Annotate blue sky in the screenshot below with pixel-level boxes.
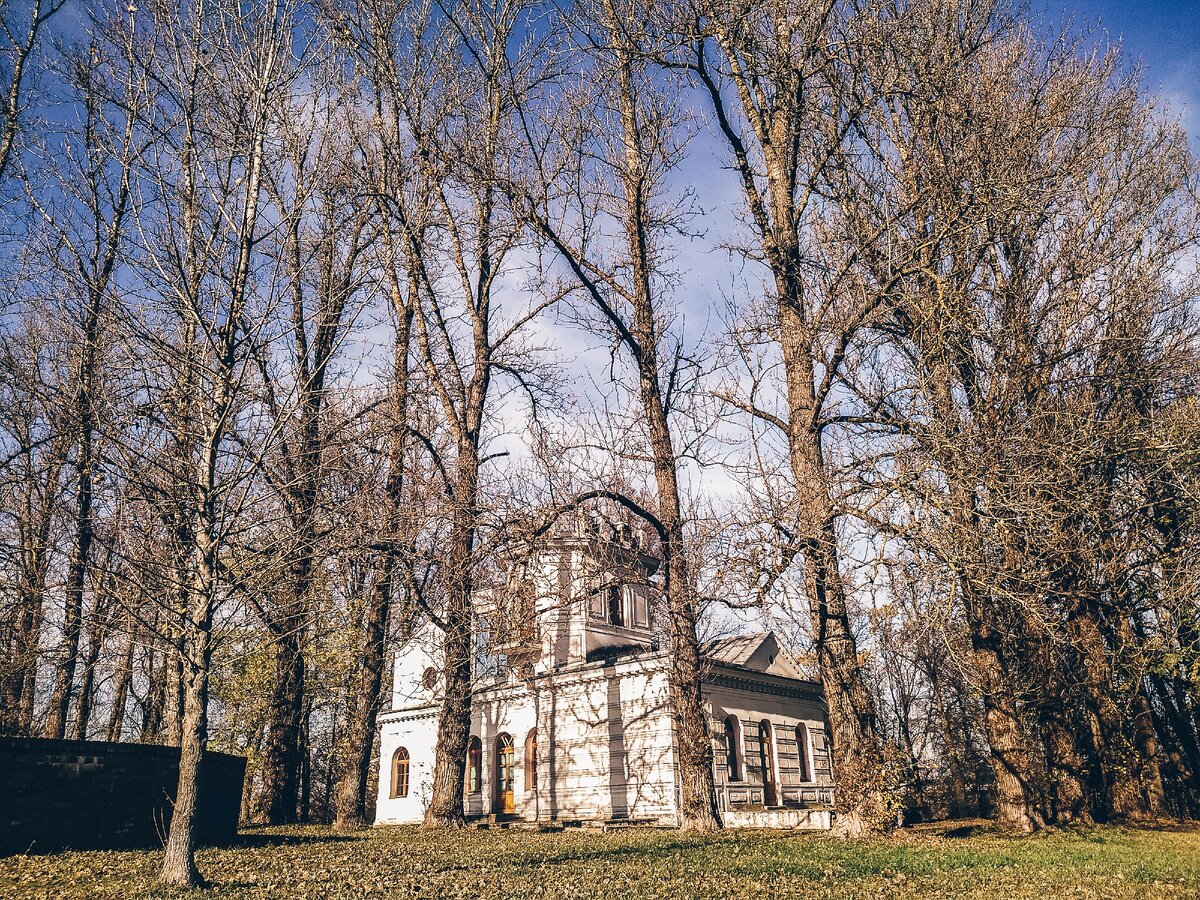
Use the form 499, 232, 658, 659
1040, 0, 1200, 137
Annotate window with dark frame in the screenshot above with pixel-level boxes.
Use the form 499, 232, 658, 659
607, 584, 623, 627
467, 736, 482, 793
723, 717, 742, 781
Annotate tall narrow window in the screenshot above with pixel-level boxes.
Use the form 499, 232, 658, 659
588, 584, 606, 620
630, 585, 649, 629
759, 720, 778, 806
723, 717, 742, 782
607, 584, 624, 627
524, 729, 538, 792
496, 733, 515, 814
390, 747, 410, 799
795, 723, 811, 782
467, 736, 482, 793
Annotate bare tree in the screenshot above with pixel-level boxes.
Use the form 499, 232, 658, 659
333, 156, 418, 828
683, 0, 899, 833
23, 13, 144, 741
342, 0, 554, 827
0, 0, 65, 189
515, 0, 721, 830
840, 13, 1199, 827
252, 56, 374, 826
119, 0, 300, 882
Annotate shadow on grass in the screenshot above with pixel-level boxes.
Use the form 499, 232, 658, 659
230, 832, 365, 849
940, 824, 988, 839
512, 838, 712, 869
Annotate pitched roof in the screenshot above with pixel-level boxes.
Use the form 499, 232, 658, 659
701, 631, 774, 667
701, 630, 804, 680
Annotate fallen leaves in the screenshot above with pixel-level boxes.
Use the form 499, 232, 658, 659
0, 820, 1198, 899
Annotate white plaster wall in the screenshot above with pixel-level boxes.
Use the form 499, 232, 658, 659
375, 709, 440, 825
391, 627, 442, 710
535, 657, 677, 823
465, 681, 538, 819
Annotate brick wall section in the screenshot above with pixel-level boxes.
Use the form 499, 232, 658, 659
0, 738, 246, 855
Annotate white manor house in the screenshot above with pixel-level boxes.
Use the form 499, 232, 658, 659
374, 515, 836, 829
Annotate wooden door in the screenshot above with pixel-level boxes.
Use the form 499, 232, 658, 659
496, 734, 515, 814
758, 720, 778, 807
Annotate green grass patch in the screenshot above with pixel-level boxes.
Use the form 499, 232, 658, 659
1, 820, 1198, 899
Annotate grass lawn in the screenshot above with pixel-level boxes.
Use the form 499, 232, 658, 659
1, 820, 1198, 899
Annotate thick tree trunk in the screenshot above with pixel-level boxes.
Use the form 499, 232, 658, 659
422, 619, 472, 828
335, 234, 411, 830
159, 501, 218, 887
257, 620, 305, 823
662, 536, 720, 831
638, 358, 720, 831
1129, 683, 1167, 816
335, 562, 392, 829
1036, 686, 1093, 824
423, 487, 477, 828
957, 566, 1045, 833
606, 35, 720, 830
778, 299, 891, 835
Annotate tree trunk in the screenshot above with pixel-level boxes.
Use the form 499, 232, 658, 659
106, 620, 137, 742
1035, 684, 1093, 824
45, 308, 101, 740
335, 224, 411, 830
1, 587, 42, 735
423, 482, 477, 828
607, 33, 719, 831
335, 561, 393, 829
159, 501, 218, 887
71, 605, 108, 741
256, 620, 305, 823
158, 638, 211, 887
779, 299, 891, 835
968, 623, 1045, 831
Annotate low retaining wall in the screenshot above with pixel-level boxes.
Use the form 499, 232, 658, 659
0, 737, 246, 855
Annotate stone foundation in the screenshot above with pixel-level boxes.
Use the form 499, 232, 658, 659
722, 806, 833, 829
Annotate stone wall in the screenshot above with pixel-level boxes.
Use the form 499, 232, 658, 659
0, 738, 245, 855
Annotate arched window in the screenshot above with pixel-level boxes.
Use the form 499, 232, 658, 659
723, 717, 742, 782
758, 720, 778, 806
390, 747, 410, 799
496, 733, 516, 814
524, 729, 538, 792
467, 736, 482, 793
795, 723, 811, 782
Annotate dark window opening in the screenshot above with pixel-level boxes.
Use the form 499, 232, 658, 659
723, 717, 742, 782
607, 584, 623, 627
